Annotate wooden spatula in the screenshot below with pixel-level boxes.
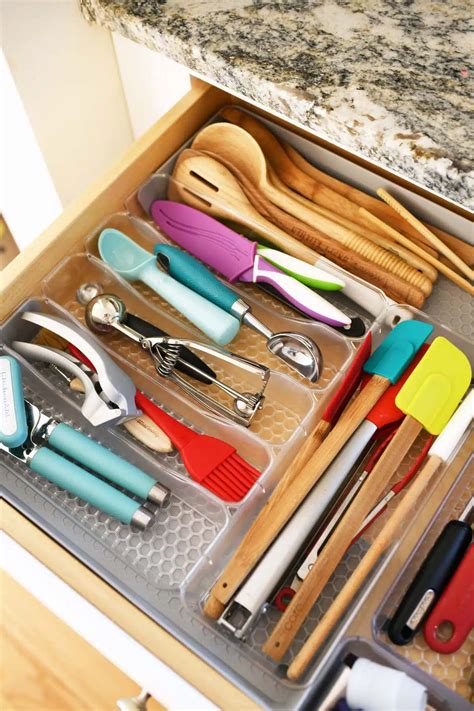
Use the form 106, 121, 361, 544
263, 337, 472, 660
205, 320, 433, 611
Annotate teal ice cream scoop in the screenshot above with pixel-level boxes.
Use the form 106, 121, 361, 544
98, 229, 240, 346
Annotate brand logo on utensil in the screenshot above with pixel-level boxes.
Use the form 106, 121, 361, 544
0, 359, 16, 435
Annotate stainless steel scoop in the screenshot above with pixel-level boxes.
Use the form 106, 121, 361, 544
85, 294, 270, 427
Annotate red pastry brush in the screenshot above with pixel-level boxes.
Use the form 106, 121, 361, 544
68, 343, 261, 502
135, 391, 260, 501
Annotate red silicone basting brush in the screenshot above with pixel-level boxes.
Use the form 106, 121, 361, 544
135, 391, 260, 502
68, 343, 261, 502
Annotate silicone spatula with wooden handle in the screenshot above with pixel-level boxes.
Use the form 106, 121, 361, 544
205, 319, 433, 612
263, 336, 472, 660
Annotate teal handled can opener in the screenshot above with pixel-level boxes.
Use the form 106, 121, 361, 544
0, 355, 169, 527
13, 311, 140, 426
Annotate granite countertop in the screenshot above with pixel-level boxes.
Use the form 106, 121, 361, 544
81, 0, 473, 211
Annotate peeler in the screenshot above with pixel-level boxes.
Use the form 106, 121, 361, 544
84, 294, 270, 427
0, 355, 170, 527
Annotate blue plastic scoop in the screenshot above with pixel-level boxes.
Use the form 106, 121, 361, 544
98, 229, 240, 346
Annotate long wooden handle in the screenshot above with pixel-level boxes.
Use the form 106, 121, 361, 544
283, 142, 474, 269
361, 209, 474, 296
263, 415, 423, 661
269, 168, 437, 282
239, 183, 426, 307
267, 169, 435, 292
377, 189, 474, 281
209, 375, 389, 608
287, 454, 443, 680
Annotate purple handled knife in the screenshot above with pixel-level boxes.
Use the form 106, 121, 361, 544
150, 200, 353, 329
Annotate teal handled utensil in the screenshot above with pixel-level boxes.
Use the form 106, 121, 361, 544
98, 229, 240, 346
0, 355, 169, 527
152, 244, 323, 382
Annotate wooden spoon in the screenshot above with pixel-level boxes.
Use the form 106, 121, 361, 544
172, 149, 426, 308
193, 123, 431, 294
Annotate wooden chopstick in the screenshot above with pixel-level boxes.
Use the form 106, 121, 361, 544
377, 189, 474, 281
361, 208, 474, 295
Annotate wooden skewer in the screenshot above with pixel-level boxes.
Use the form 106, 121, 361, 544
287, 429, 473, 680
263, 415, 424, 661
361, 208, 474, 296
377, 189, 474, 281
268, 167, 437, 287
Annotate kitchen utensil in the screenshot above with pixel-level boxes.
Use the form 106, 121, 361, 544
97, 228, 240, 346
377, 189, 474, 281
388, 497, 473, 645
423, 542, 474, 654
346, 658, 428, 711
206, 334, 372, 622
151, 200, 351, 329
354, 433, 434, 540
170, 149, 316, 262
50, 347, 173, 454
151, 243, 323, 382
255, 246, 345, 290
205, 320, 433, 611
193, 123, 430, 294
268, 166, 436, 288
135, 391, 260, 502
85, 294, 269, 427
265, 337, 471, 661
217, 353, 420, 638
283, 141, 473, 269
76, 281, 216, 384
16, 311, 140, 425
172, 150, 424, 309
0, 355, 168, 527
361, 209, 474, 296
288, 390, 473, 679
284, 347, 429, 597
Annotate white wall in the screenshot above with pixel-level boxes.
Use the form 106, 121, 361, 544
112, 33, 191, 140
2, 0, 134, 208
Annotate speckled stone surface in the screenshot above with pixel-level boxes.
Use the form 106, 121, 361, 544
80, 0, 473, 210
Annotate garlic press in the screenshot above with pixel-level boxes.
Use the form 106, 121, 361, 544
13, 311, 140, 426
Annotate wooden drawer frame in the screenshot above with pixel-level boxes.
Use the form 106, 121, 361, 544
1, 80, 470, 708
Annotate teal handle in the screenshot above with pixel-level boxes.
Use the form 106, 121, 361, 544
0, 355, 28, 448
140, 261, 240, 346
29, 447, 141, 524
48, 423, 156, 500
154, 244, 239, 313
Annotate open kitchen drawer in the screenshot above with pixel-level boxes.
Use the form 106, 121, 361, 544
1, 81, 472, 709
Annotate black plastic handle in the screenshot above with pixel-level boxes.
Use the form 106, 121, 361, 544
388, 520, 472, 645
124, 313, 215, 385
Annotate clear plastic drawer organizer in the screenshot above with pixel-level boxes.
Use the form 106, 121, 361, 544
1, 106, 472, 709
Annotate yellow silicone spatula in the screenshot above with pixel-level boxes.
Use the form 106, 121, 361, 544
264, 337, 472, 661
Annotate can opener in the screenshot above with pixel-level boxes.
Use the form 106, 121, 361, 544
0, 355, 170, 526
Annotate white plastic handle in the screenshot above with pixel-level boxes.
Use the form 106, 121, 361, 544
429, 389, 473, 462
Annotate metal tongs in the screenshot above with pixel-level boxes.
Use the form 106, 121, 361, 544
84, 294, 270, 427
